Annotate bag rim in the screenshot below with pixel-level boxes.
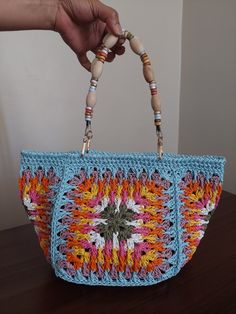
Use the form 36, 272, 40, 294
20, 149, 226, 164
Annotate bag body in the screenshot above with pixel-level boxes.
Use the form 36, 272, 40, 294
18, 150, 225, 286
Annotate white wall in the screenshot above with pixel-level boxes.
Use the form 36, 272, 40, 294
179, 0, 236, 194
0, 0, 183, 230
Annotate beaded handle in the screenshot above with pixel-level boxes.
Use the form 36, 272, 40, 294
81, 30, 163, 159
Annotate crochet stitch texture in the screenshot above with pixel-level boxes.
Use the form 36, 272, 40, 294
18, 150, 225, 286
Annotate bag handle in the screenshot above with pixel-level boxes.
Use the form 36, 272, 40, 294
81, 30, 163, 159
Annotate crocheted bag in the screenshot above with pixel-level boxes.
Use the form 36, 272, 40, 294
18, 31, 226, 287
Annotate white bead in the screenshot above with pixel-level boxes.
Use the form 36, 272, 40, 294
102, 33, 119, 49
154, 112, 161, 120
129, 36, 145, 55
91, 58, 103, 80
89, 85, 96, 92
149, 82, 157, 89
101, 47, 109, 55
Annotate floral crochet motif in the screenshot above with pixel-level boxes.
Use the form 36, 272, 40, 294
97, 203, 135, 241
179, 171, 222, 266
18, 167, 60, 261
56, 169, 174, 281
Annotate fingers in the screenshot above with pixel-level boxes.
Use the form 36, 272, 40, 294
77, 38, 125, 70
106, 45, 125, 62
106, 51, 115, 62
78, 1, 125, 70
110, 40, 126, 55
108, 38, 126, 59
96, 1, 123, 37
112, 45, 125, 55
91, 36, 126, 64
77, 53, 91, 72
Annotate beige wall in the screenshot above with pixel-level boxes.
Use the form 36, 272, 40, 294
179, 0, 236, 194
0, 0, 183, 230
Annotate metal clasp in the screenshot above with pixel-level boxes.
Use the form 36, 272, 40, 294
156, 128, 163, 160
81, 123, 93, 157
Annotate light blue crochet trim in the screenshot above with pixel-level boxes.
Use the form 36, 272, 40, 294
54, 268, 179, 287
20, 149, 226, 181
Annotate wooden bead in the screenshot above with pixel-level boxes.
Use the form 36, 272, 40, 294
130, 37, 145, 55
151, 94, 161, 112
143, 65, 155, 83
86, 92, 96, 108
102, 33, 118, 49
91, 59, 103, 80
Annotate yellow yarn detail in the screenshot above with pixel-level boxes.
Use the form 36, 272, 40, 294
84, 252, 90, 264
24, 184, 30, 194
73, 247, 85, 256
190, 189, 204, 202
79, 219, 91, 225
142, 235, 157, 244
127, 249, 134, 267
212, 190, 219, 202
81, 205, 96, 213
143, 206, 157, 215
112, 248, 119, 265
140, 186, 156, 201
104, 185, 110, 197
83, 184, 98, 199
117, 185, 122, 197
97, 248, 104, 265
140, 250, 156, 267
188, 220, 202, 226
190, 208, 202, 214
75, 231, 90, 241
128, 186, 134, 198
142, 221, 156, 229
191, 231, 203, 240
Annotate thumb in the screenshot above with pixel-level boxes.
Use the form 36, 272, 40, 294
77, 53, 91, 72
96, 1, 123, 37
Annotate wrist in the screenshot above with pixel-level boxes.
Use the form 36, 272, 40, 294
0, 0, 59, 31
38, 0, 59, 30
48, 0, 60, 31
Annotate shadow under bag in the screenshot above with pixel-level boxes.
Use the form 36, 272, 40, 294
18, 31, 226, 286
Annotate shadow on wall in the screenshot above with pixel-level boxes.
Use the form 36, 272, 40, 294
0, 101, 12, 175
0, 98, 27, 230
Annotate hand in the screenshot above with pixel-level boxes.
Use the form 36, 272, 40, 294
54, 0, 125, 71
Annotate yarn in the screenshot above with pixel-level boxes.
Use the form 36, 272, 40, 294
18, 166, 61, 261
18, 150, 225, 286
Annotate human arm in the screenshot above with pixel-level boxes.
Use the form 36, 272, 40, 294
0, 0, 124, 70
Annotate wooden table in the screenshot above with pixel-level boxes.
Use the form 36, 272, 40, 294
0, 191, 235, 314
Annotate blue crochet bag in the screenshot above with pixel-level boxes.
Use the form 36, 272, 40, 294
18, 31, 226, 287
